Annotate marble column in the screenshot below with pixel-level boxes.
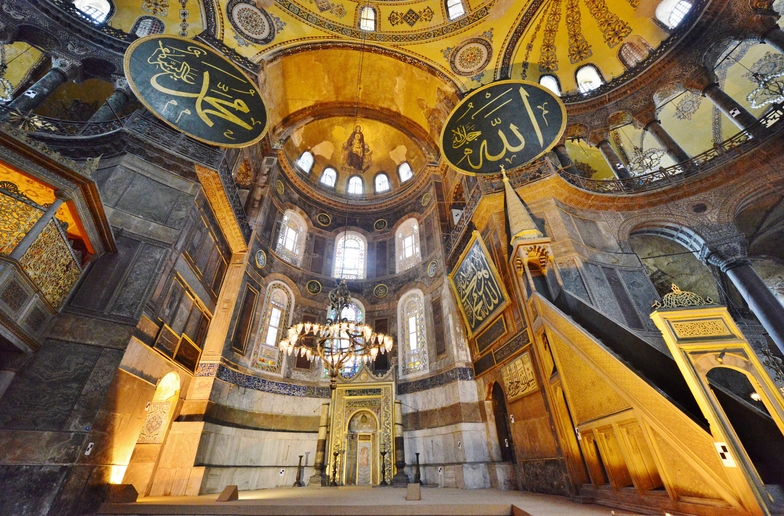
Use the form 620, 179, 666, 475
83, 77, 133, 126
597, 140, 632, 180
702, 245, 784, 356
762, 26, 784, 56
702, 83, 762, 135
391, 399, 409, 486
644, 119, 690, 164
5, 57, 80, 114
9, 194, 65, 261
552, 143, 581, 176
308, 402, 330, 486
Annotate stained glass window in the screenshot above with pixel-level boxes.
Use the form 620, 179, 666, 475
359, 6, 376, 31
348, 176, 363, 195
398, 162, 413, 182
399, 290, 428, 375
333, 232, 366, 279
446, 0, 464, 20
296, 151, 314, 174
375, 173, 390, 193
321, 167, 337, 187
250, 283, 292, 372
275, 210, 306, 266
395, 218, 421, 273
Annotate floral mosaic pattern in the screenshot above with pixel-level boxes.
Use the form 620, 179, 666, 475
388, 7, 434, 27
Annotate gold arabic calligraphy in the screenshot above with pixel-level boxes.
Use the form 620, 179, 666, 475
146, 41, 261, 133
449, 86, 550, 171
454, 243, 503, 331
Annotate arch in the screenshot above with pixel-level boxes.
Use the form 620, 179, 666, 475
348, 175, 364, 195
296, 151, 315, 174
275, 209, 308, 266
622, 220, 707, 254
374, 173, 390, 193
334, 231, 367, 279
358, 5, 377, 31
73, 0, 114, 23
539, 74, 561, 96
576, 65, 604, 94
397, 162, 413, 182
398, 288, 428, 375
321, 167, 337, 187
446, 0, 465, 20
656, 0, 692, 29
395, 217, 421, 273
250, 281, 294, 372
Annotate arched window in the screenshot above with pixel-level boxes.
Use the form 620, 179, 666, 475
576, 65, 603, 94
395, 218, 421, 273
374, 173, 390, 193
539, 75, 561, 96
250, 282, 293, 372
321, 167, 337, 188
398, 162, 413, 182
131, 16, 164, 37
333, 231, 366, 279
275, 210, 307, 266
446, 0, 465, 20
296, 151, 314, 174
618, 42, 650, 69
348, 175, 363, 195
328, 298, 366, 378
656, 0, 692, 29
399, 290, 428, 375
74, 0, 113, 22
359, 5, 376, 31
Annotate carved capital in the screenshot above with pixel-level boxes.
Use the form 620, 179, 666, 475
683, 67, 714, 93
51, 56, 82, 82
634, 104, 658, 129
0, 23, 19, 45
588, 129, 609, 147
111, 75, 133, 96
699, 237, 749, 272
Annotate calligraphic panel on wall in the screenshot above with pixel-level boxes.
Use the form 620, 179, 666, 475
448, 231, 509, 337
124, 35, 268, 148
440, 80, 566, 175
502, 350, 538, 401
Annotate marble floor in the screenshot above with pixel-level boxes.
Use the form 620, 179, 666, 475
98, 486, 644, 515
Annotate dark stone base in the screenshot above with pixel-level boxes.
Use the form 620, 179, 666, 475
516, 458, 570, 496
392, 470, 409, 487
307, 472, 326, 487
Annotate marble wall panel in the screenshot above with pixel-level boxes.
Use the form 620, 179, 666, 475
398, 377, 479, 415
0, 340, 101, 431
404, 422, 491, 465
582, 262, 624, 323
209, 376, 325, 416
619, 269, 660, 330
0, 464, 69, 515
516, 457, 570, 495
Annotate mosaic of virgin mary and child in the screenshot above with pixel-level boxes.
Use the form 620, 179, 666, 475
342, 124, 373, 172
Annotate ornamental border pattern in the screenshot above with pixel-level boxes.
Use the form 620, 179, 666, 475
397, 367, 474, 395
276, 0, 490, 44
216, 364, 332, 398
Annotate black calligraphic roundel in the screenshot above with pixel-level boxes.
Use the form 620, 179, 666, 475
440, 80, 566, 175
124, 35, 268, 148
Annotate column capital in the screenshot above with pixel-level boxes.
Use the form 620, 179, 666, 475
588, 129, 609, 147
0, 23, 19, 45
110, 75, 134, 96
51, 56, 82, 82
634, 105, 659, 129
683, 67, 714, 93
54, 189, 72, 203
699, 237, 749, 272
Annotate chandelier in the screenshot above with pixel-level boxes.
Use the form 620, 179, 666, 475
279, 280, 393, 390
747, 70, 784, 109
628, 145, 665, 174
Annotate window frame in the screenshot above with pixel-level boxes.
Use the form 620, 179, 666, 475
275, 210, 307, 266
539, 74, 561, 96
395, 218, 422, 273
445, 0, 465, 21
131, 16, 165, 36
347, 175, 364, 195
374, 173, 390, 193
655, 0, 692, 30
73, 0, 114, 23
398, 289, 428, 376
398, 162, 413, 182
250, 282, 294, 373
296, 151, 315, 174
358, 5, 377, 31
575, 64, 604, 94
320, 167, 337, 188
333, 231, 367, 280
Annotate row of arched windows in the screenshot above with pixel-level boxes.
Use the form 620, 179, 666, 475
537, 1, 692, 96
356, 0, 465, 31
296, 151, 413, 194
275, 210, 422, 276
249, 281, 429, 376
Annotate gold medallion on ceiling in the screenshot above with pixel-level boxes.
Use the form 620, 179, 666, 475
275, 180, 285, 195
255, 250, 267, 268
317, 213, 332, 226
449, 38, 493, 77
306, 280, 322, 295
228, 0, 276, 45
421, 193, 432, 206
374, 219, 388, 231
374, 284, 389, 299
